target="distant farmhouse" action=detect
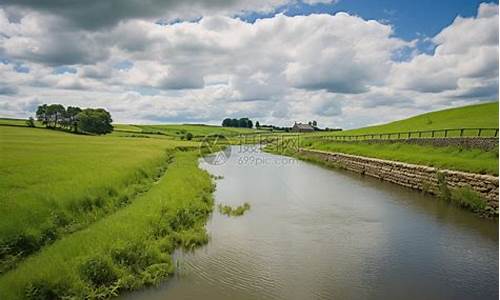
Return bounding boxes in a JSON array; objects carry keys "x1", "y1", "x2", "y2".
[{"x1": 292, "y1": 122, "x2": 315, "y2": 132}]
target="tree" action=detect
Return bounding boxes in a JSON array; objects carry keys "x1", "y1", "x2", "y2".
[
  {"x1": 255, "y1": 121, "x2": 260, "y2": 129},
  {"x1": 186, "y1": 132, "x2": 193, "y2": 140},
  {"x1": 65, "y1": 106, "x2": 82, "y2": 132},
  {"x1": 312, "y1": 120, "x2": 317, "y2": 127},
  {"x1": 247, "y1": 120, "x2": 253, "y2": 128},
  {"x1": 26, "y1": 117, "x2": 35, "y2": 127},
  {"x1": 222, "y1": 118, "x2": 231, "y2": 127},
  {"x1": 36, "y1": 104, "x2": 49, "y2": 126},
  {"x1": 238, "y1": 118, "x2": 249, "y2": 128},
  {"x1": 46, "y1": 104, "x2": 65, "y2": 128},
  {"x1": 77, "y1": 108, "x2": 113, "y2": 135}
]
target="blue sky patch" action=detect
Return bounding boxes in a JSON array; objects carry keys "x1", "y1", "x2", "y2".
[{"x1": 53, "y1": 66, "x2": 77, "y2": 75}]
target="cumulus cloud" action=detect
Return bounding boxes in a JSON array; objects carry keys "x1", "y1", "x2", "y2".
[
  {"x1": 390, "y1": 2, "x2": 498, "y2": 98},
  {"x1": 0, "y1": 0, "x2": 292, "y2": 30},
  {"x1": 0, "y1": 2, "x2": 497, "y2": 129}
]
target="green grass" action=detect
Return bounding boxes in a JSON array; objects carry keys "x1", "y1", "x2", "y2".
[
  {"x1": 0, "y1": 151, "x2": 214, "y2": 300},
  {"x1": 134, "y1": 124, "x2": 262, "y2": 138},
  {"x1": 299, "y1": 140, "x2": 499, "y2": 175},
  {"x1": 112, "y1": 124, "x2": 143, "y2": 133},
  {"x1": 310, "y1": 101, "x2": 498, "y2": 137},
  {"x1": 0, "y1": 118, "x2": 41, "y2": 128},
  {"x1": 0, "y1": 126, "x2": 198, "y2": 271}
]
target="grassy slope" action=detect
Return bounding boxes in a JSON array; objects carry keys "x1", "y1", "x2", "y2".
[
  {"x1": 0, "y1": 126, "x2": 197, "y2": 268},
  {"x1": 313, "y1": 101, "x2": 498, "y2": 136},
  {"x1": 301, "y1": 141, "x2": 498, "y2": 175},
  {"x1": 0, "y1": 151, "x2": 214, "y2": 299},
  {"x1": 289, "y1": 102, "x2": 499, "y2": 175}
]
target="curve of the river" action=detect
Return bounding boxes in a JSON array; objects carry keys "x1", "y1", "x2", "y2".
[{"x1": 123, "y1": 145, "x2": 498, "y2": 300}]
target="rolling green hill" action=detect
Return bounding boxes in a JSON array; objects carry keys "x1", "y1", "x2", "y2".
[{"x1": 316, "y1": 101, "x2": 498, "y2": 136}]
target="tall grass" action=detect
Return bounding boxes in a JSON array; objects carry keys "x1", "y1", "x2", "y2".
[
  {"x1": 0, "y1": 151, "x2": 214, "y2": 299},
  {"x1": 0, "y1": 126, "x2": 198, "y2": 272}
]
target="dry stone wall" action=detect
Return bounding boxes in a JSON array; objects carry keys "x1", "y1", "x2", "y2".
[{"x1": 298, "y1": 149, "x2": 499, "y2": 210}]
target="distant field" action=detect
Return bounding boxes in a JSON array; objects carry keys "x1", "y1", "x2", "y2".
[
  {"x1": 0, "y1": 126, "x2": 197, "y2": 272},
  {"x1": 0, "y1": 118, "x2": 41, "y2": 127},
  {"x1": 310, "y1": 101, "x2": 499, "y2": 137},
  {"x1": 135, "y1": 124, "x2": 262, "y2": 138}
]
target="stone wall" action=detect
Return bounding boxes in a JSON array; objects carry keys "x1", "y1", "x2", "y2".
[
  {"x1": 323, "y1": 137, "x2": 498, "y2": 151},
  {"x1": 298, "y1": 149, "x2": 499, "y2": 211}
]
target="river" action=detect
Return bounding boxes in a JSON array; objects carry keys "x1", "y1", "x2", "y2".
[{"x1": 123, "y1": 145, "x2": 498, "y2": 299}]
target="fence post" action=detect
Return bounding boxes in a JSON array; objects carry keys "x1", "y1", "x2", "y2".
[
  {"x1": 444, "y1": 129, "x2": 448, "y2": 137},
  {"x1": 398, "y1": 132, "x2": 401, "y2": 139},
  {"x1": 478, "y1": 128, "x2": 482, "y2": 137},
  {"x1": 431, "y1": 130, "x2": 435, "y2": 138},
  {"x1": 495, "y1": 129, "x2": 498, "y2": 137},
  {"x1": 460, "y1": 129, "x2": 464, "y2": 137},
  {"x1": 419, "y1": 131, "x2": 422, "y2": 138}
]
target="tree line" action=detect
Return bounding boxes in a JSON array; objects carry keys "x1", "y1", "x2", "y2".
[
  {"x1": 221, "y1": 118, "x2": 253, "y2": 128},
  {"x1": 35, "y1": 104, "x2": 113, "y2": 135}
]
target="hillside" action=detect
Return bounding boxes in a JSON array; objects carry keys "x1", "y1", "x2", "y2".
[{"x1": 319, "y1": 101, "x2": 498, "y2": 136}]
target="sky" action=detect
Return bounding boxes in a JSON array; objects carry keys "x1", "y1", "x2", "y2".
[{"x1": 0, "y1": 0, "x2": 498, "y2": 128}]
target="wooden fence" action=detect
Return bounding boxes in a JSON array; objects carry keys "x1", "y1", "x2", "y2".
[{"x1": 310, "y1": 127, "x2": 499, "y2": 141}]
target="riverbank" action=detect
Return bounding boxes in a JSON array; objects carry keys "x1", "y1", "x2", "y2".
[
  {"x1": 0, "y1": 151, "x2": 214, "y2": 299},
  {"x1": 265, "y1": 144, "x2": 498, "y2": 217},
  {"x1": 299, "y1": 139, "x2": 499, "y2": 175}
]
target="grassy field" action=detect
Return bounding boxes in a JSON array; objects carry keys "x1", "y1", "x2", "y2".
[
  {"x1": 0, "y1": 126, "x2": 197, "y2": 273},
  {"x1": 300, "y1": 140, "x2": 498, "y2": 175},
  {"x1": 310, "y1": 101, "x2": 498, "y2": 137},
  {"x1": 0, "y1": 118, "x2": 41, "y2": 127},
  {"x1": 115, "y1": 123, "x2": 262, "y2": 139},
  {"x1": 0, "y1": 151, "x2": 214, "y2": 299}
]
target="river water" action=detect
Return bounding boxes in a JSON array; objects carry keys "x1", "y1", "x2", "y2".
[{"x1": 123, "y1": 146, "x2": 498, "y2": 300}]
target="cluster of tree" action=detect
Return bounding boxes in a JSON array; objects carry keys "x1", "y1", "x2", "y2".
[
  {"x1": 35, "y1": 104, "x2": 113, "y2": 135},
  {"x1": 308, "y1": 120, "x2": 318, "y2": 127},
  {"x1": 221, "y1": 118, "x2": 253, "y2": 128}
]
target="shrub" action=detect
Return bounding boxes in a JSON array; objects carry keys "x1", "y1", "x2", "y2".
[
  {"x1": 79, "y1": 256, "x2": 118, "y2": 287},
  {"x1": 451, "y1": 187, "x2": 487, "y2": 212},
  {"x1": 25, "y1": 279, "x2": 69, "y2": 300},
  {"x1": 26, "y1": 117, "x2": 36, "y2": 127},
  {"x1": 141, "y1": 263, "x2": 173, "y2": 286}
]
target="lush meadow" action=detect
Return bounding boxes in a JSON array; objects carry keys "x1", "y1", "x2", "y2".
[
  {"x1": 115, "y1": 123, "x2": 262, "y2": 139},
  {"x1": 0, "y1": 151, "x2": 214, "y2": 299},
  {"x1": 0, "y1": 126, "x2": 197, "y2": 273}
]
